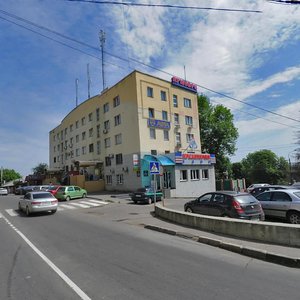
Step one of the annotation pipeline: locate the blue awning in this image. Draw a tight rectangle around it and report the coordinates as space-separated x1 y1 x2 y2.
155 155 175 166
142 155 175 166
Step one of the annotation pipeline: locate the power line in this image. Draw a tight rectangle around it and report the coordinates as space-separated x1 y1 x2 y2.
66 0 263 13
1 8 299 126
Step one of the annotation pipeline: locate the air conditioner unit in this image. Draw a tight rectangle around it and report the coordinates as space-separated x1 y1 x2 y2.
103 129 108 134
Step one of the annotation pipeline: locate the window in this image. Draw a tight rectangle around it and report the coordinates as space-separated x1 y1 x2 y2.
202 169 209 180
147 86 153 97
190 169 200 180
104 120 110 130
76 120 79 129
150 128 156 139
97 141 101 155
82 146 86 155
151 150 157 155
60 130 63 140
70 137 73 146
89 128 93 137
173 95 178 107
117 174 124 185
57 144 60 152
174 113 179 125
103 102 109 113
185 116 193 126
54 146 56 152
115 134 122 145
70 150 74 158
114 114 121 126
176 132 181 144
97 124 100 138
116 153 123 164
70 124 73 132
162 110 168 121
148 108 155 118
272 192 292 202
180 170 188 181
96 108 100 121
105 157 111 166
53 135 56 142
186 133 194 143
163 130 169 141
104 138 111 148
184 98 192 108
54 157 56 163
113 95 120 107
106 175 112 185
89 143 94 153
88 113 93 122
81 117 86 126
76 148 80 156
76 135 79 143
161 90 166 101
82 131 86 140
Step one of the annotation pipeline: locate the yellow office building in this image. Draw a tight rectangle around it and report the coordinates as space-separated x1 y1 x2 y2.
49 70 216 197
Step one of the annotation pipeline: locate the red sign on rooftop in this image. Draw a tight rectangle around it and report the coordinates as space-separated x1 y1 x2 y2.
171 76 197 93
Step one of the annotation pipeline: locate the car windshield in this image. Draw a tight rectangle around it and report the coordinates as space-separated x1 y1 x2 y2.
234 195 257 203
32 193 54 199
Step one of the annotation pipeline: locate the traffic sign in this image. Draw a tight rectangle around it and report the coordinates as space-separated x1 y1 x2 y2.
149 161 160 174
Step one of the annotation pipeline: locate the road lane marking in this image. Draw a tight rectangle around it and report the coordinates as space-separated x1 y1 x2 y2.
5 209 19 217
87 199 108 205
66 203 90 208
1 214 92 300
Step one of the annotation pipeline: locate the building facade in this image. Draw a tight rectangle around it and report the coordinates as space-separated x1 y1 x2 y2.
49 70 215 197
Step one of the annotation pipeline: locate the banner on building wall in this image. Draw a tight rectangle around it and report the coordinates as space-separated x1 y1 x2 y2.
147 119 170 130
133 154 139 171
175 152 215 165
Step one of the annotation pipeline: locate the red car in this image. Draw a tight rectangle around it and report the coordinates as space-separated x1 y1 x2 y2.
46 185 61 197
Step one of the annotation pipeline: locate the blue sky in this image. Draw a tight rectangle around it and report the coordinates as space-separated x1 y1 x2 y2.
0 0 300 177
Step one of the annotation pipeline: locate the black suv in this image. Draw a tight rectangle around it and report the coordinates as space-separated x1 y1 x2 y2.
184 191 265 221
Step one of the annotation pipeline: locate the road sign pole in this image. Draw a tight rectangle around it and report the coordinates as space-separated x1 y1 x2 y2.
154 174 157 205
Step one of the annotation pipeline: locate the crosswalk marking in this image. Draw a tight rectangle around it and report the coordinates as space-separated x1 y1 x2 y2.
79 201 100 207
65 202 90 208
5 209 19 217
59 204 76 210
87 199 108 205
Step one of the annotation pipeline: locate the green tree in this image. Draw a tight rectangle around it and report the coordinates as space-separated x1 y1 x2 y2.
241 150 289 185
1 168 22 183
198 94 239 179
232 162 246 179
32 163 48 175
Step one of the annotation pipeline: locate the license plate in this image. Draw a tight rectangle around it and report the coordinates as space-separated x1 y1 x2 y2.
135 195 141 197
41 202 51 206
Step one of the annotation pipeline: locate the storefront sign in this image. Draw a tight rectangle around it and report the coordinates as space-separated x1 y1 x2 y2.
171 76 197 93
175 152 215 165
148 119 170 130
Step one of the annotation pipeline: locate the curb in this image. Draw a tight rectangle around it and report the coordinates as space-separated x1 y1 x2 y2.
144 224 300 268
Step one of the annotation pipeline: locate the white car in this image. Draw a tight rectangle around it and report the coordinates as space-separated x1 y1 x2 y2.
18 191 58 216
0 188 8 195
247 183 269 193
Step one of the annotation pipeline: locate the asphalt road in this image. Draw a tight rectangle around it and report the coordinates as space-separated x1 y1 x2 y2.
0 194 299 300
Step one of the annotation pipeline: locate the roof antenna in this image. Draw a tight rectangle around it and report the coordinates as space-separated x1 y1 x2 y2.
87 63 91 98
75 78 79 107
99 30 106 91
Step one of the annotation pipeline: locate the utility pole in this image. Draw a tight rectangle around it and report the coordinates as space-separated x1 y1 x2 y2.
0 166 3 186
87 63 91 98
75 78 79 107
99 30 106 91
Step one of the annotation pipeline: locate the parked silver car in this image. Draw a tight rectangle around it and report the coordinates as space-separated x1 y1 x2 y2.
18 191 58 216
0 188 8 195
256 189 300 224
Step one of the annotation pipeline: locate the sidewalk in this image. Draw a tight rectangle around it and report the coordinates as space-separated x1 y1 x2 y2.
87 193 300 268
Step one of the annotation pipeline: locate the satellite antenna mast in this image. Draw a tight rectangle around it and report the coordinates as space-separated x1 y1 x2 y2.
87 63 91 98
184 65 186 80
99 30 106 91
75 78 79 107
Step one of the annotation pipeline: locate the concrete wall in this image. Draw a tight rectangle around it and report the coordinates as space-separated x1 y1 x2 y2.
155 204 300 247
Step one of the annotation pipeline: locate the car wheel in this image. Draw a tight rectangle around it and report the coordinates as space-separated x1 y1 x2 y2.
287 211 300 224
25 206 30 217
82 193 86 198
66 196 71 201
186 207 193 213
